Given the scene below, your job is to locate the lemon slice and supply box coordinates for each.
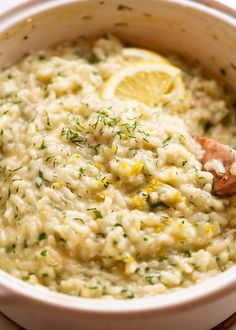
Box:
[122,47,169,64]
[102,61,186,106]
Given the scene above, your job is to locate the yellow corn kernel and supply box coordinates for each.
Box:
[96,192,105,202]
[146,187,154,193]
[94,161,103,171]
[172,192,183,203]
[121,253,135,264]
[178,222,184,229]
[164,218,170,226]
[120,160,128,170]
[167,192,183,205]
[156,226,162,233]
[52,182,64,189]
[204,224,214,233]
[129,160,143,176]
[131,196,145,209]
[146,178,163,193]
[111,145,117,153]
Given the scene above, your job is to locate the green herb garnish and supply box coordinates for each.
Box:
[39,140,47,150]
[5,243,16,254]
[185,251,192,258]
[40,249,48,257]
[87,208,103,219]
[38,232,47,241]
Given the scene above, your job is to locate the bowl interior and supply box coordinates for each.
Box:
[0,0,235,89]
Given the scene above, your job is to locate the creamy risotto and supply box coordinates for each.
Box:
[0,35,235,299]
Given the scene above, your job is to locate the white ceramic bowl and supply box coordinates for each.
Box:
[0,1,236,329]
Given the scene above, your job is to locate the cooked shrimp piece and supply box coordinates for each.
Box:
[196,136,236,196]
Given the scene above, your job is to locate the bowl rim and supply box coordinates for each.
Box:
[0,0,236,30]
[193,0,236,18]
[0,0,236,314]
[1,266,236,314]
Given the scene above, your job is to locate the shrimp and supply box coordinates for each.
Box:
[196,136,236,196]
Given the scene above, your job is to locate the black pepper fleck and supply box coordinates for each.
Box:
[117,4,133,11]
[81,15,92,20]
[204,121,213,132]
[143,13,152,17]
[219,67,227,76]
